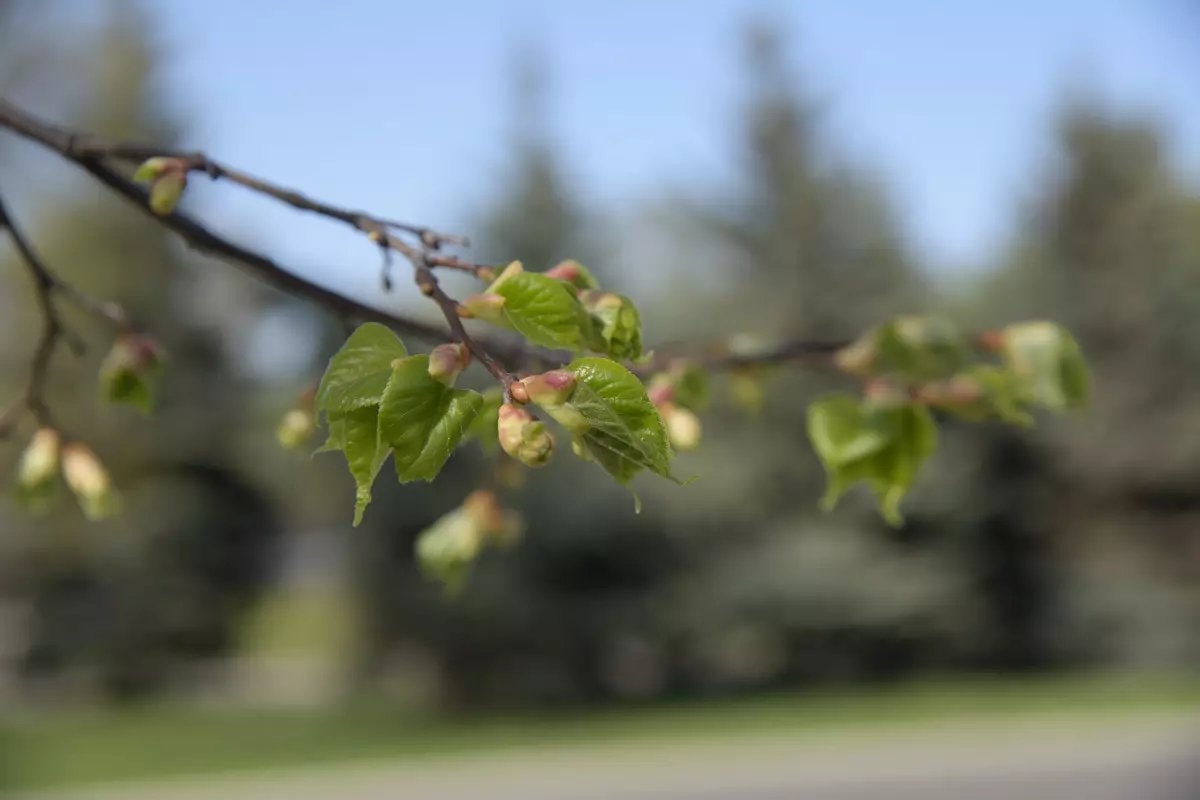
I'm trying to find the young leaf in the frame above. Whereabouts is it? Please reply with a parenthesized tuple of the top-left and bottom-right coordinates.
(545, 259, 600, 291)
(98, 335, 165, 416)
(542, 357, 677, 489)
(377, 355, 484, 483)
(1001, 321, 1091, 412)
(490, 270, 594, 352)
(580, 291, 643, 361)
(315, 323, 408, 414)
(929, 366, 1034, 428)
(807, 393, 938, 527)
(325, 405, 390, 526)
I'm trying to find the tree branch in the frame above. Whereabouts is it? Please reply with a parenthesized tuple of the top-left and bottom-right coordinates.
(0, 188, 130, 438)
(0, 97, 863, 406)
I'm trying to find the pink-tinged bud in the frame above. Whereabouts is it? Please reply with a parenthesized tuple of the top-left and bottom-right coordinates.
(276, 408, 316, 449)
(428, 343, 471, 386)
(834, 336, 877, 376)
(497, 404, 555, 468)
(461, 293, 508, 326)
(519, 370, 577, 408)
(660, 402, 702, 452)
(61, 444, 120, 521)
(18, 428, 60, 490)
(545, 260, 599, 291)
(647, 382, 675, 407)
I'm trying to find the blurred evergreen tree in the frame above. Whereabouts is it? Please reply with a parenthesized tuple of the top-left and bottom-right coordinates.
(0, 0, 283, 703)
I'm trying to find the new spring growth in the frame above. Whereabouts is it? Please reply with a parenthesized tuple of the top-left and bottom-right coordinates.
(462, 488, 524, 546)
(459, 292, 507, 326)
(15, 428, 61, 511)
(497, 403, 555, 468)
(61, 443, 120, 521)
(518, 370, 576, 407)
(648, 384, 702, 452)
(427, 343, 471, 387)
(545, 260, 599, 291)
(133, 156, 189, 216)
(99, 333, 165, 415)
(276, 409, 316, 449)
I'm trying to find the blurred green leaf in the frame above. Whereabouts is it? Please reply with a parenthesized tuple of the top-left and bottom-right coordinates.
(314, 323, 407, 414)
(1001, 321, 1091, 411)
(807, 393, 938, 527)
(840, 315, 973, 385)
(378, 355, 484, 483)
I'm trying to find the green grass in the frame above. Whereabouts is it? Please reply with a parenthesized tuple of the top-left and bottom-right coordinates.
(8, 672, 1200, 791)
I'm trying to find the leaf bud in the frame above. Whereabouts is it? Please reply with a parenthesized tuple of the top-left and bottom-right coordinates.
(18, 429, 61, 491)
(61, 443, 120, 521)
(545, 260, 599, 291)
(428, 343, 471, 387)
(497, 403, 555, 468)
(518, 370, 577, 408)
(460, 292, 508, 326)
(659, 402, 702, 452)
(276, 408, 317, 449)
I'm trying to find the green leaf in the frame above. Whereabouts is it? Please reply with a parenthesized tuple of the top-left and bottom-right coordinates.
(491, 271, 594, 352)
(415, 506, 483, 595)
(315, 323, 408, 414)
(544, 357, 677, 490)
(1001, 321, 1091, 411)
(582, 292, 643, 361)
(322, 405, 390, 526)
(464, 387, 504, 454)
(807, 394, 938, 527)
(672, 363, 711, 413)
(378, 355, 484, 483)
(100, 368, 154, 415)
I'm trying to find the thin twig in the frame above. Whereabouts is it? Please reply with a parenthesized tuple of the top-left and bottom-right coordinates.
(0, 189, 130, 437)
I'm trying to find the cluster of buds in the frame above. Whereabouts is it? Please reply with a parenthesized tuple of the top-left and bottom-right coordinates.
(497, 403, 555, 467)
(132, 157, 190, 216)
(14, 429, 120, 520)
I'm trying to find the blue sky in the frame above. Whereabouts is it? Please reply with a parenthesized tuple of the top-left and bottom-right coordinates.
(151, 0, 1200, 302)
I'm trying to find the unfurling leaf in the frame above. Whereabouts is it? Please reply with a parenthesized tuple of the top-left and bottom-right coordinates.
(99, 334, 165, 415)
(13, 428, 61, 513)
(580, 290, 643, 361)
(427, 342, 471, 387)
(1000, 321, 1090, 412)
(378, 355, 484, 483)
(416, 489, 525, 593)
(531, 357, 680, 496)
(545, 260, 600, 291)
(484, 263, 594, 352)
(315, 323, 407, 414)
(61, 443, 121, 521)
(276, 408, 317, 450)
(807, 393, 938, 527)
(518, 370, 577, 408)
(921, 366, 1034, 428)
(497, 403, 555, 467)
